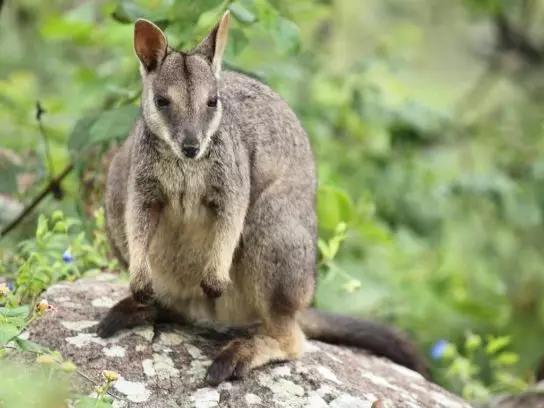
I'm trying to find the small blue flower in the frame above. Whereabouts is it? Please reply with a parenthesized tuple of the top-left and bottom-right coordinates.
(430, 339, 448, 360)
(62, 249, 74, 263)
(7, 282, 14, 292)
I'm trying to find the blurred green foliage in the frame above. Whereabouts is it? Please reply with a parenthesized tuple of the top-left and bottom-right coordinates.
(2, 0, 544, 401)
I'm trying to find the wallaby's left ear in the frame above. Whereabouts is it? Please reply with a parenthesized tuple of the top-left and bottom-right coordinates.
(134, 19, 168, 73)
(193, 11, 230, 76)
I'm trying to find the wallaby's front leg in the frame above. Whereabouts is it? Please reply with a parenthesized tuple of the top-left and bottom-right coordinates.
(201, 202, 246, 298)
(126, 176, 164, 303)
(200, 161, 249, 298)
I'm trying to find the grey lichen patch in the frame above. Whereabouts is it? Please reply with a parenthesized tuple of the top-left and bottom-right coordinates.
(429, 391, 466, 408)
(218, 382, 233, 392)
(270, 365, 291, 377)
(66, 333, 107, 348)
(133, 326, 154, 342)
(190, 387, 220, 408)
(112, 400, 128, 408)
(245, 393, 263, 405)
(135, 344, 147, 352)
(257, 373, 308, 407)
(315, 365, 340, 384)
(62, 302, 81, 308)
(157, 331, 183, 346)
(61, 320, 98, 332)
(324, 352, 342, 363)
(103, 345, 126, 358)
(152, 353, 179, 379)
(92, 296, 117, 308)
(360, 370, 403, 392)
(387, 363, 425, 381)
(409, 383, 427, 394)
(303, 341, 320, 353)
(329, 394, 372, 408)
(185, 343, 204, 359)
(185, 358, 210, 382)
(263, 377, 305, 397)
(315, 384, 339, 400)
(142, 358, 156, 376)
(114, 378, 151, 403)
(304, 394, 329, 408)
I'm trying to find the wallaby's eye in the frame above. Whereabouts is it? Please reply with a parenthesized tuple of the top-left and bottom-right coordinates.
(207, 96, 218, 108)
(155, 96, 170, 108)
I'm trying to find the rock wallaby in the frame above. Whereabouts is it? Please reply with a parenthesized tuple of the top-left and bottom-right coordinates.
(96, 11, 430, 385)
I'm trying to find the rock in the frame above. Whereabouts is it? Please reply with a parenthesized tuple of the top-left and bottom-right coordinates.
(26, 276, 472, 408)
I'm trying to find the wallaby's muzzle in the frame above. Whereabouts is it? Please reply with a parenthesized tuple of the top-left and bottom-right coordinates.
(182, 140, 200, 158)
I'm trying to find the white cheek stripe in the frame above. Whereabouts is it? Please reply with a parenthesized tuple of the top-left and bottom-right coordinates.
(196, 100, 223, 160)
(145, 85, 183, 159)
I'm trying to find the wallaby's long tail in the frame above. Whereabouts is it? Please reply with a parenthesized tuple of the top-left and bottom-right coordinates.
(298, 308, 431, 380)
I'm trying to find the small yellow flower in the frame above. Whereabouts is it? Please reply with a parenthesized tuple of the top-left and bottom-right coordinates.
(37, 354, 56, 365)
(102, 370, 120, 382)
(61, 361, 77, 373)
(0, 283, 9, 297)
(35, 299, 57, 314)
(95, 385, 105, 395)
(36, 299, 49, 314)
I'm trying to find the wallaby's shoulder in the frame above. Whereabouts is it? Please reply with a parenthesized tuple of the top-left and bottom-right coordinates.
(220, 70, 280, 102)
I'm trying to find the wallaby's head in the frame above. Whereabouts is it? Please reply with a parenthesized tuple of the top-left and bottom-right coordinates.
(134, 12, 230, 160)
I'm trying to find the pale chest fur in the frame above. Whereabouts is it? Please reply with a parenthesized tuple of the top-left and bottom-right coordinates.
(146, 157, 258, 327)
(148, 157, 214, 286)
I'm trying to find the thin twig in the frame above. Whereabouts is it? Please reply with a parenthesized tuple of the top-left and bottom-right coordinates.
(36, 101, 54, 180)
(0, 163, 74, 237)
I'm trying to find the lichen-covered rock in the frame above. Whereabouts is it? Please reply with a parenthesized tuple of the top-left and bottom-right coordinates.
(26, 276, 472, 408)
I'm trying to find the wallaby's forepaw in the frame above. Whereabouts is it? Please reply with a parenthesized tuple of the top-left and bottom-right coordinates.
(205, 339, 253, 386)
(200, 274, 230, 299)
(96, 296, 157, 338)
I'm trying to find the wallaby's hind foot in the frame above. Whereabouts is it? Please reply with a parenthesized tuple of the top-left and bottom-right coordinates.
(96, 295, 179, 338)
(205, 318, 304, 386)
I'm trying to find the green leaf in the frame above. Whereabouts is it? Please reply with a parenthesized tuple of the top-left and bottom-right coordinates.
(75, 396, 114, 408)
(196, 4, 226, 32)
(465, 333, 482, 351)
(228, 28, 250, 57)
(485, 335, 511, 355)
(0, 322, 19, 345)
(317, 185, 355, 231)
(229, 2, 257, 24)
(0, 305, 29, 320)
(492, 351, 519, 366)
(273, 17, 301, 55)
(317, 238, 331, 261)
(111, 0, 172, 24)
(68, 106, 139, 155)
(14, 338, 46, 353)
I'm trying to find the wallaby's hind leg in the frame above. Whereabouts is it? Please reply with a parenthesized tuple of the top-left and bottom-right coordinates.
(205, 316, 305, 385)
(96, 296, 177, 338)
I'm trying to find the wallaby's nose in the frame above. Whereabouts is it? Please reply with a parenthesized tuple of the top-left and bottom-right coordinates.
(182, 143, 200, 159)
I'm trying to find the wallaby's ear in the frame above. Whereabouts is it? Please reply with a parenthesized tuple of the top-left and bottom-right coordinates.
(134, 19, 168, 72)
(193, 11, 230, 76)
